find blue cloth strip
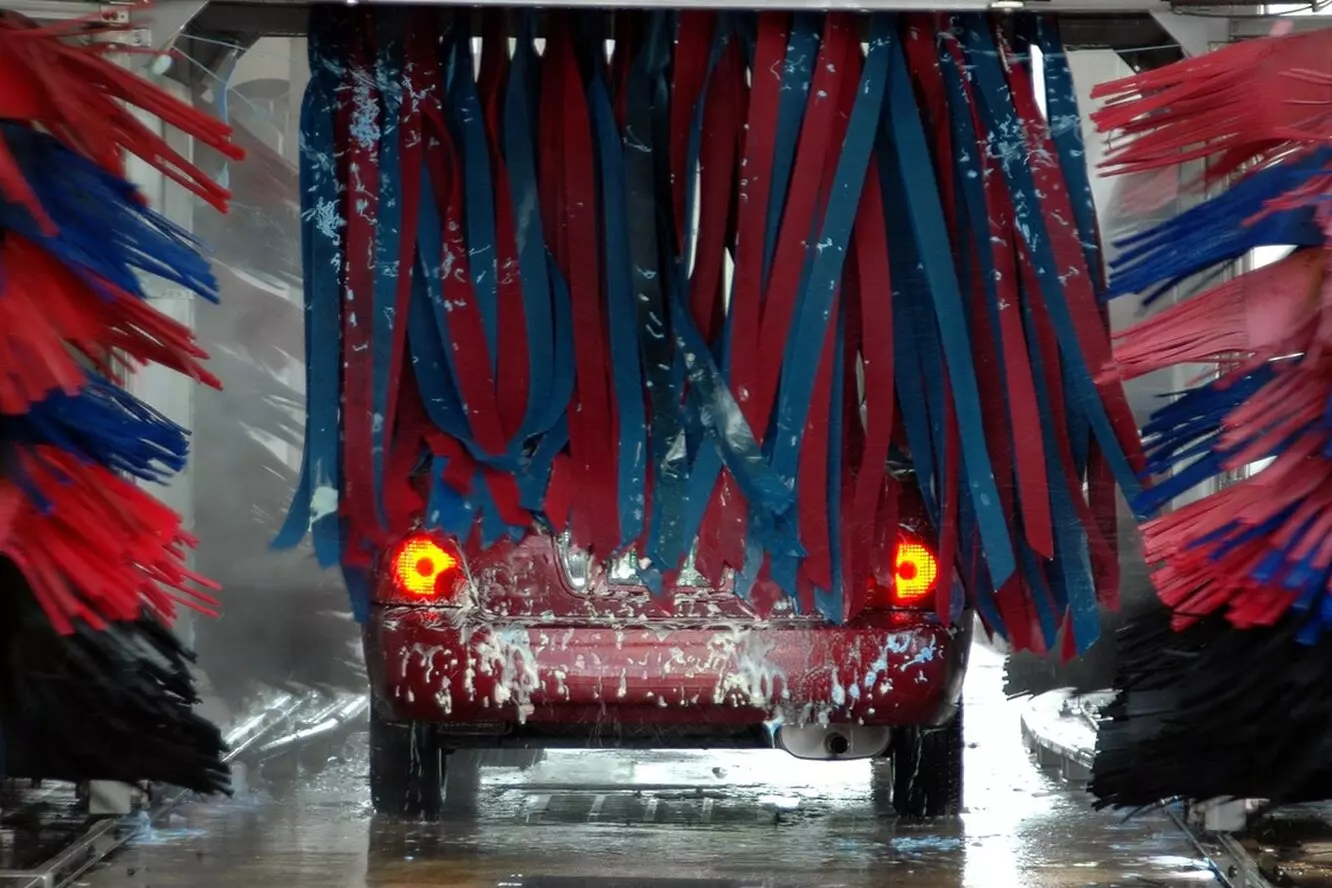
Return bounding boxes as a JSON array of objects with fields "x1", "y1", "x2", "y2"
[
  {"x1": 623, "y1": 13, "x2": 684, "y2": 568},
  {"x1": 763, "y1": 16, "x2": 821, "y2": 284},
  {"x1": 1019, "y1": 272, "x2": 1099, "y2": 653},
  {"x1": 450, "y1": 36, "x2": 501, "y2": 372},
  {"x1": 589, "y1": 58, "x2": 648, "y2": 553},
  {"x1": 506, "y1": 15, "x2": 563, "y2": 440},
  {"x1": 882, "y1": 21, "x2": 1015, "y2": 586},
  {"x1": 275, "y1": 15, "x2": 347, "y2": 569}
]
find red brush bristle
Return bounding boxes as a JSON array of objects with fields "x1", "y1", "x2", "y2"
[
  {"x1": 1091, "y1": 30, "x2": 1332, "y2": 176},
  {"x1": 0, "y1": 448, "x2": 220, "y2": 634},
  {"x1": 0, "y1": 12, "x2": 243, "y2": 216},
  {"x1": 0, "y1": 235, "x2": 219, "y2": 414},
  {"x1": 1108, "y1": 249, "x2": 1324, "y2": 382}
]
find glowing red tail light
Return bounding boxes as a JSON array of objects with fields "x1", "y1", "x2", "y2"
[
  {"x1": 385, "y1": 533, "x2": 466, "y2": 604},
  {"x1": 867, "y1": 533, "x2": 940, "y2": 610}
]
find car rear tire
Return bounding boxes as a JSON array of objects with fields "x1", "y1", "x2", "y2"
[
  {"x1": 369, "y1": 708, "x2": 444, "y2": 819},
  {"x1": 888, "y1": 702, "x2": 964, "y2": 818}
]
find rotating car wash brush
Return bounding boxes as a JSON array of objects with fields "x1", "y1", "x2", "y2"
[
  {"x1": 0, "y1": 10, "x2": 240, "y2": 790},
  {"x1": 1083, "y1": 23, "x2": 1332, "y2": 809},
  {"x1": 1090, "y1": 27, "x2": 1332, "y2": 636},
  {"x1": 282, "y1": 9, "x2": 1144, "y2": 656}
]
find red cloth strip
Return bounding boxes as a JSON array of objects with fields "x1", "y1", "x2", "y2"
[
  {"x1": 727, "y1": 12, "x2": 788, "y2": 429},
  {"x1": 903, "y1": 27, "x2": 964, "y2": 613},
  {"x1": 690, "y1": 38, "x2": 743, "y2": 344},
  {"x1": 549, "y1": 25, "x2": 619, "y2": 555},
  {"x1": 796, "y1": 24, "x2": 861, "y2": 598},
  {"x1": 476, "y1": 32, "x2": 532, "y2": 445},
  {"x1": 1018, "y1": 243, "x2": 1117, "y2": 645},
  {"x1": 478, "y1": 9, "x2": 507, "y2": 135},
  {"x1": 843, "y1": 162, "x2": 895, "y2": 622},
  {"x1": 694, "y1": 39, "x2": 749, "y2": 585},
  {"x1": 383, "y1": 22, "x2": 430, "y2": 503},
  {"x1": 696, "y1": 14, "x2": 790, "y2": 583}
]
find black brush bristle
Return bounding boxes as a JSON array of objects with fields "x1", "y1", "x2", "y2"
[
  {"x1": 1091, "y1": 604, "x2": 1332, "y2": 808},
  {"x1": 0, "y1": 558, "x2": 230, "y2": 793}
]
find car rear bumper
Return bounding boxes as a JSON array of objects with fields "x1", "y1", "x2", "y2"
[{"x1": 364, "y1": 608, "x2": 970, "y2": 731}]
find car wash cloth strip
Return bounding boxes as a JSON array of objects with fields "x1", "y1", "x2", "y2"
[
  {"x1": 929, "y1": 23, "x2": 1042, "y2": 648},
  {"x1": 274, "y1": 11, "x2": 345, "y2": 567},
  {"x1": 0, "y1": 19, "x2": 238, "y2": 635},
  {"x1": 994, "y1": 28, "x2": 1121, "y2": 637},
  {"x1": 277, "y1": 7, "x2": 573, "y2": 561},
  {"x1": 615, "y1": 13, "x2": 681, "y2": 576},
  {"x1": 683, "y1": 11, "x2": 805, "y2": 605},
  {"x1": 689, "y1": 22, "x2": 749, "y2": 589},
  {"x1": 1089, "y1": 25, "x2": 1332, "y2": 637},
  {"x1": 876, "y1": 15, "x2": 1132, "y2": 654},
  {"x1": 287, "y1": 10, "x2": 1145, "y2": 651}
]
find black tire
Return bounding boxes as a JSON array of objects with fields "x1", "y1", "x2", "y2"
[
  {"x1": 889, "y1": 703, "x2": 964, "y2": 818},
  {"x1": 369, "y1": 708, "x2": 444, "y2": 819}
]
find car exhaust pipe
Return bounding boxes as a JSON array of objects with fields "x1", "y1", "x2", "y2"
[{"x1": 777, "y1": 724, "x2": 892, "y2": 761}]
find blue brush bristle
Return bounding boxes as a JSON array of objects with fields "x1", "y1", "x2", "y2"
[
  {"x1": 0, "y1": 377, "x2": 190, "y2": 482},
  {"x1": 0, "y1": 124, "x2": 218, "y2": 304},
  {"x1": 1107, "y1": 149, "x2": 1331, "y2": 301}
]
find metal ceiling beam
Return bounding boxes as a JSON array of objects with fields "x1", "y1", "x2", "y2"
[
  {"x1": 1230, "y1": 11, "x2": 1332, "y2": 38},
  {"x1": 193, "y1": 2, "x2": 1181, "y2": 52},
  {"x1": 192, "y1": 0, "x2": 306, "y2": 36},
  {"x1": 1150, "y1": 9, "x2": 1232, "y2": 54}
]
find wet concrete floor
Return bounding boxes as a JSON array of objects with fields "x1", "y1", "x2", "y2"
[{"x1": 87, "y1": 647, "x2": 1214, "y2": 888}]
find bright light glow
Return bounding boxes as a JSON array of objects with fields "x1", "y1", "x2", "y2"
[
  {"x1": 893, "y1": 540, "x2": 939, "y2": 603},
  {"x1": 392, "y1": 535, "x2": 459, "y2": 597}
]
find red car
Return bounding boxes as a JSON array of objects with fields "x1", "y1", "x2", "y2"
[{"x1": 363, "y1": 462, "x2": 971, "y2": 819}]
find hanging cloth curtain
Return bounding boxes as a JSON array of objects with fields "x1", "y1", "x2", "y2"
[{"x1": 286, "y1": 10, "x2": 1145, "y2": 654}]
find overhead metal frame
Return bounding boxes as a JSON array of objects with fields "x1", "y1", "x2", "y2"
[
  {"x1": 2, "y1": 0, "x2": 1323, "y2": 61},
  {"x1": 181, "y1": 4, "x2": 1193, "y2": 75}
]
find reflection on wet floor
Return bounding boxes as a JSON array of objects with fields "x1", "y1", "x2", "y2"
[{"x1": 88, "y1": 647, "x2": 1214, "y2": 888}]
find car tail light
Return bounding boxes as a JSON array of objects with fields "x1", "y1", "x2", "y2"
[
  {"x1": 385, "y1": 533, "x2": 467, "y2": 604},
  {"x1": 867, "y1": 533, "x2": 940, "y2": 610}
]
